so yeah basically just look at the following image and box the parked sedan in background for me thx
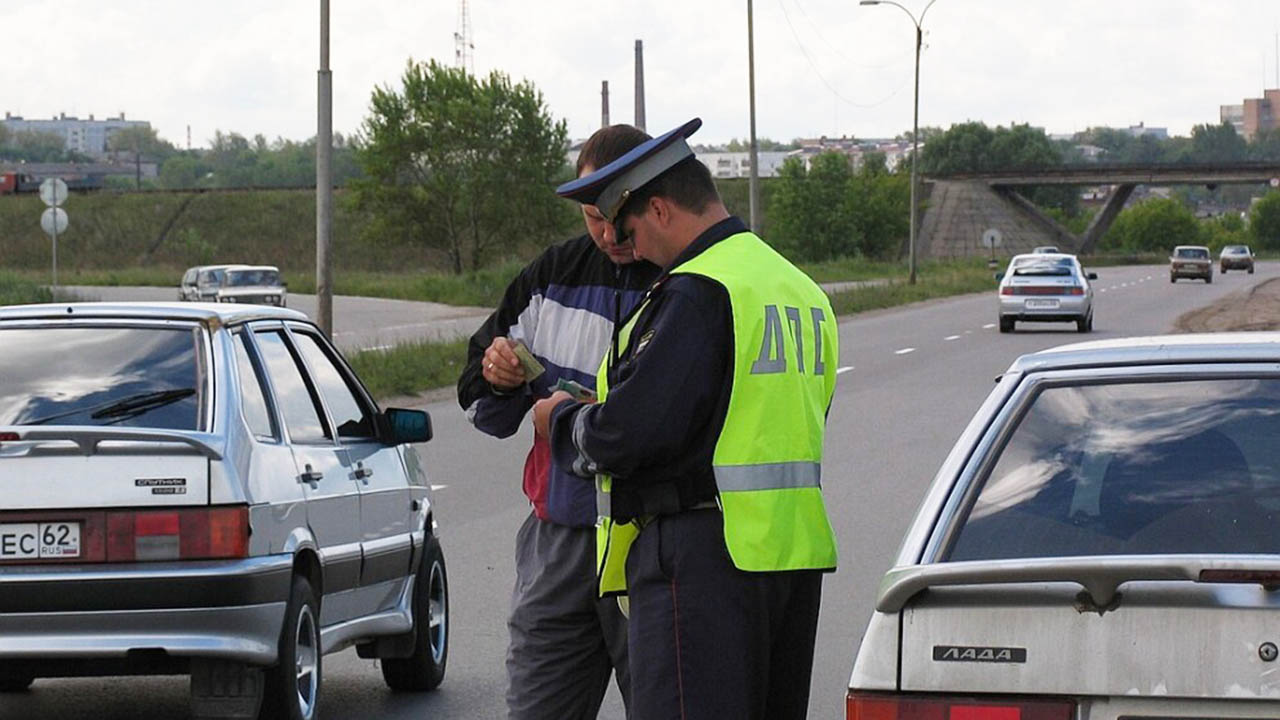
[179,264,288,306]
[1170,245,1213,283]
[996,253,1096,333]
[1220,244,1255,274]
[847,333,1280,720]
[0,303,447,720]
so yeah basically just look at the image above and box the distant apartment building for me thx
[1219,89,1279,140]
[1,111,149,159]
[789,136,911,173]
[1124,122,1167,139]
[696,151,790,179]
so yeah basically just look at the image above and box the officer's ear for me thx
[649,195,674,229]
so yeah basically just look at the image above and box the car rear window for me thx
[1176,248,1209,259]
[0,326,204,430]
[1012,265,1073,277]
[946,378,1280,561]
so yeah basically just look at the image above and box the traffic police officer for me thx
[532,118,839,720]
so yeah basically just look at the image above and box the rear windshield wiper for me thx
[90,388,197,420]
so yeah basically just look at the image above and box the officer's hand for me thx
[533,391,574,439]
[483,337,525,390]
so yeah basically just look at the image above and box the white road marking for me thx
[965,330,973,334]
[1099,288,1107,293]
[982,323,995,329]
[430,484,449,491]
[944,335,960,341]
[895,347,916,355]
[836,366,854,375]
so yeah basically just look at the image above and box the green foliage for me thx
[1101,197,1201,252]
[1250,191,1280,250]
[722,137,800,152]
[0,271,53,305]
[771,154,856,261]
[1199,212,1251,252]
[0,129,90,163]
[346,338,469,401]
[826,261,997,315]
[352,60,572,274]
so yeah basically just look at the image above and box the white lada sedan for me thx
[847,333,1280,720]
[0,303,447,720]
[997,253,1097,333]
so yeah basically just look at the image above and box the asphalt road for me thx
[6,263,1275,719]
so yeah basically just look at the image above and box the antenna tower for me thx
[454,0,475,74]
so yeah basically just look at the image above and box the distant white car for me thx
[180,264,287,307]
[996,253,1096,333]
[1031,245,1060,254]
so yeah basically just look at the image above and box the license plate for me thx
[1025,299,1059,309]
[0,522,81,559]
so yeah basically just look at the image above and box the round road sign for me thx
[40,207,69,236]
[1270,177,1279,188]
[39,177,68,207]
[981,228,1003,249]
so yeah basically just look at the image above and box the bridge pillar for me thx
[917,180,1080,259]
[1078,184,1135,254]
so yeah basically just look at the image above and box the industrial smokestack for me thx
[601,81,610,128]
[634,39,646,131]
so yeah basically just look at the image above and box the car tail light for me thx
[107,506,249,562]
[1000,287,1013,295]
[847,692,1074,720]
[1065,286,1084,295]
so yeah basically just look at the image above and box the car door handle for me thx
[299,464,323,488]
[352,463,373,483]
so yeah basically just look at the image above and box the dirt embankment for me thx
[1175,277,1280,332]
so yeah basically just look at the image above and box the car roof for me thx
[1172,245,1209,251]
[225,265,280,272]
[0,302,309,326]
[1007,332,1280,373]
[1009,252,1075,262]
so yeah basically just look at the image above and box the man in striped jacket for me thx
[457,124,659,720]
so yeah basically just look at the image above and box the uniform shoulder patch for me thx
[633,328,657,356]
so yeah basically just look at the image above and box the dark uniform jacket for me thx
[549,217,749,522]
[457,234,658,527]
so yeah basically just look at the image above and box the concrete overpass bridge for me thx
[917,162,1280,258]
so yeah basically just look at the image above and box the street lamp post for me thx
[860,0,936,285]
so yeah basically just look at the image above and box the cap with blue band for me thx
[556,118,703,222]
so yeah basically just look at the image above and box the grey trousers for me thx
[506,512,631,720]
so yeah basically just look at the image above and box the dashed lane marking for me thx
[982,323,995,329]
[944,335,960,341]
[431,484,449,491]
[836,366,854,375]
[895,347,916,355]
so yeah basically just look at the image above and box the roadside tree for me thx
[1250,191,1280,251]
[770,153,856,261]
[353,60,570,273]
[1103,197,1200,252]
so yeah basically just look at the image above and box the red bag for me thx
[522,431,552,521]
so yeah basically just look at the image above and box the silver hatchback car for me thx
[847,333,1280,720]
[0,303,447,720]
[997,254,1097,333]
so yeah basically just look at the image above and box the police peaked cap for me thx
[556,118,702,222]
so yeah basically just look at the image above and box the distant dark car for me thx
[1170,245,1212,283]
[1219,245,1255,274]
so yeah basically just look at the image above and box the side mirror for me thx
[1087,272,1098,280]
[993,271,1005,281]
[383,408,432,444]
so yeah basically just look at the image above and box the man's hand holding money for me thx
[482,337,527,390]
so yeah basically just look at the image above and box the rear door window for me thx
[233,331,277,440]
[0,325,204,430]
[253,330,329,444]
[947,377,1280,561]
[289,330,376,439]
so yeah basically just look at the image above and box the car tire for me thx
[261,574,321,720]
[1249,266,1255,274]
[1206,274,1213,284]
[381,534,449,692]
[1170,275,1176,283]
[998,317,1014,334]
[0,664,34,692]
[1220,266,1227,274]
[1077,313,1093,333]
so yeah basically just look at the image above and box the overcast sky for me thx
[6,1,1280,148]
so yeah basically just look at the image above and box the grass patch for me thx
[347,338,469,401]
[827,264,998,315]
[0,272,54,305]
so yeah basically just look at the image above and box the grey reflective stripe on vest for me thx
[714,462,822,491]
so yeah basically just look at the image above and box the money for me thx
[511,340,546,381]
[555,378,598,403]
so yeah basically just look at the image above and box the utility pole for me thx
[455,0,475,74]
[316,0,334,336]
[602,80,610,128]
[747,0,760,232]
[634,40,646,131]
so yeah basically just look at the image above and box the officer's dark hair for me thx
[576,124,651,176]
[617,156,721,223]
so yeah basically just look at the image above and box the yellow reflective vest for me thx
[594,230,839,596]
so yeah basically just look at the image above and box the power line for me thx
[776,0,907,110]
[792,0,902,71]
